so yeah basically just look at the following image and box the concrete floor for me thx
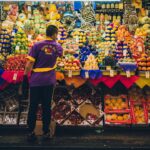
[0,126,150,150]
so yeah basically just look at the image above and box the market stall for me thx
[0,0,150,128]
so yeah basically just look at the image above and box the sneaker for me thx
[27,132,37,142]
[42,132,51,141]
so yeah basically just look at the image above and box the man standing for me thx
[23,25,63,141]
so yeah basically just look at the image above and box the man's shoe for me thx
[42,132,51,141]
[27,132,37,142]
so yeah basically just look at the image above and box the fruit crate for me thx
[130,102,148,125]
[52,83,103,127]
[0,84,20,125]
[105,112,132,125]
[104,94,130,112]
[104,94,132,125]
[144,102,150,125]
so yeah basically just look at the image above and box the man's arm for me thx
[24,60,34,75]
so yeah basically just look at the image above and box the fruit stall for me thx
[0,0,150,128]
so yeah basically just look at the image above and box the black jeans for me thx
[27,85,54,134]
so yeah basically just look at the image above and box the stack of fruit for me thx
[131,103,147,124]
[115,41,132,61]
[105,95,129,111]
[72,29,86,46]
[57,25,67,44]
[97,41,115,67]
[104,95,131,125]
[106,113,131,123]
[57,56,81,71]
[137,54,150,71]
[86,27,101,46]
[118,58,137,71]
[128,86,145,103]
[146,103,150,124]
[4,54,27,71]
[135,16,150,38]
[32,10,46,35]
[0,29,13,61]
[145,35,150,56]
[79,45,98,63]
[104,24,117,44]
[116,25,132,45]
[11,29,28,54]
[24,10,46,35]
[62,38,79,55]
[84,54,99,70]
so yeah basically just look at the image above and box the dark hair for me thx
[46,25,58,37]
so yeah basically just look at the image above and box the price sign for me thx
[28,6,31,12]
[13,73,17,81]
[85,71,89,78]
[106,66,111,71]
[123,50,127,57]
[145,71,150,79]
[57,34,61,41]
[76,36,79,43]
[126,71,131,78]
[28,35,32,40]
[28,13,31,19]
[68,70,72,78]
[105,50,109,56]
[110,70,114,77]
[15,46,20,50]
[138,46,142,52]
[12,32,15,36]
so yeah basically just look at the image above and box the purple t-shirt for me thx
[28,40,63,87]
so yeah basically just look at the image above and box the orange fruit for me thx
[123,114,129,120]
[117,98,123,103]
[111,114,117,120]
[106,115,112,120]
[117,116,123,121]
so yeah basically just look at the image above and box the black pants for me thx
[27,85,54,134]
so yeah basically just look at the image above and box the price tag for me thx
[138,46,142,52]
[57,34,61,41]
[13,73,17,81]
[15,46,20,50]
[68,70,72,78]
[105,50,109,56]
[12,32,15,36]
[76,36,79,43]
[28,35,32,40]
[28,6,31,12]
[28,14,31,19]
[145,71,150,79]
[106,66,111,71]
[123,50,127,57]
[110,70,114,77]
[85,71,89,78]
[126,71,131,78]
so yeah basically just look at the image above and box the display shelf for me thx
[64,70,81,76]
[95,9,124,13]
[0,1,149,129]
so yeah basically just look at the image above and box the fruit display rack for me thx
[104,94,132,125]
[0,83,150,128]
[0,84,20,125]
[51,84,104,127]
